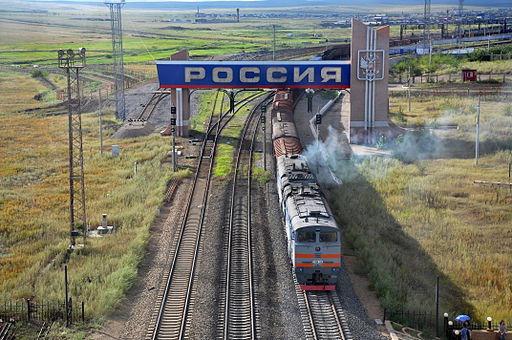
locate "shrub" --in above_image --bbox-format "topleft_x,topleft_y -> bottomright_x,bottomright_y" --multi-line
30,69 -> 48,78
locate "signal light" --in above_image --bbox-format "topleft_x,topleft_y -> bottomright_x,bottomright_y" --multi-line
315,114 -> 322,125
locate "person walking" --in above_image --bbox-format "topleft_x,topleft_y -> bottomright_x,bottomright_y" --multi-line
499,320 -> 507,340
461,321 -> 471,340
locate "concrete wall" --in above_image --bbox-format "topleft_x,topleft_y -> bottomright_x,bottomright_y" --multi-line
349,19 -> 390,138
170,50 -> 191,137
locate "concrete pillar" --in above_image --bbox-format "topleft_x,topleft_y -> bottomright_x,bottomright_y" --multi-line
349,19 -> 390,143
170,50 -> 190,137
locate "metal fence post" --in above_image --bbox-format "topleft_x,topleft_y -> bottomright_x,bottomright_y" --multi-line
68,297 -> 73,325
64,265 -> 69,327
26,298 -> 31,322
81,301 -> 85,323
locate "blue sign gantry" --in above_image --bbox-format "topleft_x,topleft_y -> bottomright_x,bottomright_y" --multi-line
156,61 -> 351,89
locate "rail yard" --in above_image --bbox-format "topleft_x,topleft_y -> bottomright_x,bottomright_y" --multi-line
1,1 -> 512,339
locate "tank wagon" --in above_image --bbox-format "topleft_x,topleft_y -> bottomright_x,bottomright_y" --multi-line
271,90 -> 341,290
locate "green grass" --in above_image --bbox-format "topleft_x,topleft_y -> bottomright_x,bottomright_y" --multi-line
334,91 -> 512,322
0,106 -> 191,321
212,91 -> 263,178
214,143 -> 235,178
252,166 -> 272,185
328,152 -> 512,320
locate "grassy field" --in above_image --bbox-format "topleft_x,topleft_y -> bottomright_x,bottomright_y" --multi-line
0,71 -> 48,113
389,95 -> 512,134
329,152 -> 512,320
0,72 -> 193,323
324,93 -> 512,322
0,6 -> 351,67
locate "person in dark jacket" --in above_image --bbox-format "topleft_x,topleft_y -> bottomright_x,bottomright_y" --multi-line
461,321 -> 471,340
499,320 -> 507,340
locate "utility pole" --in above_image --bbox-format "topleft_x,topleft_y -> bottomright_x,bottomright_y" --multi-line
261,105 -> 267,170
171,106 -> 177,172
429,39 -> 433,82
105,0 -> 126,121
272,24 -> 276,61
58,48 -> 87,249
435,276 -> 440,338
457,0 -> 464,43
98,89 -> 103,155
408,65 -> 412,112
475,96 -> 481,166
315,113 -> 321,175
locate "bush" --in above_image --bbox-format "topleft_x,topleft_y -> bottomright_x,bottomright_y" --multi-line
504,105 -> 512,117
30,69 -> 47,78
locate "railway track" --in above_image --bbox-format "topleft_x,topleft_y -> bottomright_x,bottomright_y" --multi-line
218,93 -> 273,340
294,275 -> 353,340
146,90 -> 268,340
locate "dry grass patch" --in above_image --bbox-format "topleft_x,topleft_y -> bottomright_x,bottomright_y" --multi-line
0,71 -> 47,114
0,109 -> 189,319
329,151 -> 512,321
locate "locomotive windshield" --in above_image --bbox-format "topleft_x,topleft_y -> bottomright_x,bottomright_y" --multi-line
297,230 -> 316,242
319,231 -> 337,242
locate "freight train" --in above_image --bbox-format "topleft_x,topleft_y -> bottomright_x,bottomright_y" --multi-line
271,90 -> 341,291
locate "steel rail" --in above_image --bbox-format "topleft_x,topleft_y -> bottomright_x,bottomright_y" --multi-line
222,92 -> 274,340
149,90 -> 268,340
301,290 -> 353,340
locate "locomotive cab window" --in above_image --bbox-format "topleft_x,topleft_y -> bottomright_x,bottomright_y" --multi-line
319,231 -> 337,242
297,230 -> 316,242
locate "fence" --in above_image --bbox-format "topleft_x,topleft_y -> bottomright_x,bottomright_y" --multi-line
392,72 -> 512,84
383,308 -> 437,334
0,298 -> 86,325
384,308 -> 512,338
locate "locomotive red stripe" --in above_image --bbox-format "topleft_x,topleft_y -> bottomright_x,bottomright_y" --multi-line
295,253 -> 315,258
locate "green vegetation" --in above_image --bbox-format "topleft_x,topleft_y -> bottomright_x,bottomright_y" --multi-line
392,45 -> 512,81
337,91 -> 512,321
191,91 -> 221,132
214,143 -> 235,178
211,91 -> 263,178
393,54 -> 461,79
252,166 -> 272,185
330,151 -> 512,319
0,71 -> 47,113
390,95 -> 512,142
30,68 -> 48,78
0,103 -> 193,320
467,45 -> 512,62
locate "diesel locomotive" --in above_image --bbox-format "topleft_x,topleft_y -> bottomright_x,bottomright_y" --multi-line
271,90 -> 341,291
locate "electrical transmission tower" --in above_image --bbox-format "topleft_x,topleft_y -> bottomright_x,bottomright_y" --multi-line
423,0 -> 431,43
106,0 -> 126,121
58,48 -> 88,248
457,0 -> 464,40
